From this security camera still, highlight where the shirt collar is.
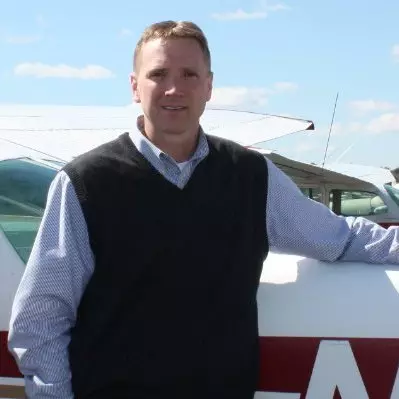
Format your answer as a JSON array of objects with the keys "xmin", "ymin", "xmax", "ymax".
[{"xmin": 130, "ymin": 115, "xmax": 209, "ymax": 164}]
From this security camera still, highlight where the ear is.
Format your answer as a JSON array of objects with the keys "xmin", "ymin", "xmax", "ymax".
[
  {"xmin": 130, "ymin": 72, "xmax": 141, "ymax": 103},
  {"xmin": 206, "ymin": 71, "xmax": 213, "ymax": 102}
]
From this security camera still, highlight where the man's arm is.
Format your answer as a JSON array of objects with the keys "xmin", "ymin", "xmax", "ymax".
[
  {"xmin": 8, "ymin": 170, "xmax": 94, "ymax": 398},
  {"xmin": 265, "ymin": 158, "xmax": 399, "ymax": 263}
]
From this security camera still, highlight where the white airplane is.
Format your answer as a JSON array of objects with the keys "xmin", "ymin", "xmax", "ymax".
[
  {"xmin": 1, "ymin": 106, "xmax": 399, "ymax": 399},
  {"xmin": 253, "ymin": 149, "xmax": 399, "ymax": 229}
]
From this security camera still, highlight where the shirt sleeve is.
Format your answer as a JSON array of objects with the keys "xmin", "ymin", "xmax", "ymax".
[
  {"xmin": 265, "ymin": 158, "xmax": 399, "ymax": 263},
  {"xmin": 8, "ymin": 170, "xmax": 94, "ymax": 398}
]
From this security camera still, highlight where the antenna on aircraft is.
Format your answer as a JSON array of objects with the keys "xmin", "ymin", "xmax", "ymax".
[
  {"xmin": 321, "ymin": 92, "xmax": 339, "ymax": 169},
  {"xmin": 0, "ymin": 136, "xmax": 67, "ymax": 163}
]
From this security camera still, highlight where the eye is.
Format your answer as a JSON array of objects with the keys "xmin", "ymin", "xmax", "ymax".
[
  {"xmin": 183, "ymin": 70, "xmax": 198, "ymax": 78},
  {"xmin": 148, "ymin": 70, "xmax": 166, "ymax": 79}
]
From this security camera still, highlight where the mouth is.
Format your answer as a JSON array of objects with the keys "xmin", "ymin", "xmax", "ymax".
[{"xmin": 161, "ymin": 106, "xmax": 187, "ymax": 111}]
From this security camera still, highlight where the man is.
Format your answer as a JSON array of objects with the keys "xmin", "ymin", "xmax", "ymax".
[{"xmin": 8, "ymin": 20, "xmax": 399, "ymax": 399}]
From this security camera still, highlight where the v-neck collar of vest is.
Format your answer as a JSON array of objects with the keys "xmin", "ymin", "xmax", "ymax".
[{"xmin": 119, "ymin": 132, "xmax": 214, "ymax": 192}]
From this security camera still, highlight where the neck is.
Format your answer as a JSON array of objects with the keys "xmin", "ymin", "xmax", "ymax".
[{"xmin": 141, "ymin": 119, "xmax": 200, "ymax": 163}]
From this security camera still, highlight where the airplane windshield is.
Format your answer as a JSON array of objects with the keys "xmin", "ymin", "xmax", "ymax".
[
  {"xmin": 0, "ymin": 158, "xmax": 57, "ymax": 263},
  {"xmin": 385, "ymin": 184, "xmax": 399, "ymax": 207}
]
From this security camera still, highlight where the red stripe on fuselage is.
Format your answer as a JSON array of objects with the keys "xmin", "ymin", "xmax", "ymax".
[
  {"xmin": 380, "ymin": 223, "xmax": 399, "ymax": 229},
  {"xmin": 259, "ymin": 336, "xmax": 399, "ymax": 398},
  {"xmin": 0, "ymin": 331, "xmax": 21, "ymax": 378},
  {"xmin": 1, "ymin": 330, "xmax": 398, "ymax": 397}
]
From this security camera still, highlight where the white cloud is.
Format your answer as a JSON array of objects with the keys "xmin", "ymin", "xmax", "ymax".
[
  {"xmin": 209, "ymin": 86, "xmax": 270, "ymax": 109},
  {"xmin": 208, "ymin": 82, "xmax": 298, "ymax": 110},
  {"xmin": 313, "ymin": 122, "xmax": 344, "ymax": 139},
  {"xmin": 120, "ymin": 28, "xmax": 132, "ymax": 37},
  {"xmin": 5, "ymin": 35, "xmax": 41, "ymax": 44},
  {"xmin": 211, "ymin": 2, "xmax": 290, "ymax": 21},
  {"xmin": 365, "ymin": 113, "xmax": 399, "ymax": 134},
  {"xmin": 319, "ymin": 114, "xmax": 399, "ymax": 139},
  {"xmin": 266, "ymin": 3, "xmax": 291, "ymax": 11},
  {"xmin": 347, "ymin": 122, "xmax": 363, "ymax": 133},
  {"xmin": 211, "ymin": 9, "xmax": 267, "ymax": 20},
  {"xmin": 392, "ymin": 45, "xmax": 399, "ymax": 63},
  {"xmin": 14, "ymin": 62, "xmax": 115, "ymax": 79},
  {"xmin": 273, "ymin": 81, "xmax": 298, "ymax": 93},
  {"xmin": 348, "ymin": 99, "xmax": 397, "ymax": 116},
  {"xmin": 316, "ymin": 122, "xmax": 363, "ymax": 139}
]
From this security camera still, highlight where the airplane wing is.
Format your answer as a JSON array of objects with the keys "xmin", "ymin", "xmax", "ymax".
[
  {"xmin": 0, "ymin": 104, "xmax": 315, "ymax": 161},
  {"xmin": 201, "ymin": 107, "xmax": 314, "ymax": 146},
  {"xmin": 0, "ymin": 130, "xmax": 124, "ymax": 162},
  {"xmin": 251, "ymin": 148, "xmax": 378, "ymax": 189},
  {"xmin": 324, "ymin": 162, "xmax": 397, "ymax": 185},
  {"xmin": 0, "ymin": 104, "xmax": 134, "ymax": 161}
]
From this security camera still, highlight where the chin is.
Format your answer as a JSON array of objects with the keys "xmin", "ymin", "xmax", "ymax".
[
  {"xmin": 160, "ymin": 121, "xmax": 195, "ymax": 135},
  {"xmin": 162, "ymin": 127, "xmax": 189, "ymax": 136}
]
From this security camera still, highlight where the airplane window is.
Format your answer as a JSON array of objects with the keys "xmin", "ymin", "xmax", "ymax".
[
  {"xmin": 300, "ymin": 187, "xmax": 322, "ymax": 203},
  {"xmin": 329, "ymin": 190, "xmax": 388, "ymax": 217},
  {"xmin": 0, "ymin": 159, "xmax": 57, "ymax": 264},
  {"xmin": 385, "ymin": 184, "xmax": 399, "ymax": 207}
]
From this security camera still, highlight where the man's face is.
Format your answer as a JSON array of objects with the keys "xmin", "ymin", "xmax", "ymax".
[{"xmin": 131, "ymin": 38, "xmax": 213, "ymax": 137}]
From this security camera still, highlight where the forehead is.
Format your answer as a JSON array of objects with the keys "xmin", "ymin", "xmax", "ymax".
[{"xmin": 137, "ymin": 37, "xmax": 207, "ymax": 70}]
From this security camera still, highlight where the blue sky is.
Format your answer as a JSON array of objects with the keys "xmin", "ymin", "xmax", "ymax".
[{"xmin": 1, "ymin": 0, "xmax": 399, "ymax": 168}]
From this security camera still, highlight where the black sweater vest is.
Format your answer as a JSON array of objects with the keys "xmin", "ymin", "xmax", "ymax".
[{"xmin": 64, "ymin": 132, "xmax": 269, "ymax": 399}]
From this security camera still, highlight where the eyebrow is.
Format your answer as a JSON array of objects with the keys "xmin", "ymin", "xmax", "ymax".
[
  {"xmin": 147, "ymin": 66, "xmax": 201, "ymax": 74},
  {"xmin": 146, "ymin": 68, "xmax": 167, "ymax": 76},
  {"xmin": 182, "ymin": 67, "xmax": 199, "ymax": 73}
]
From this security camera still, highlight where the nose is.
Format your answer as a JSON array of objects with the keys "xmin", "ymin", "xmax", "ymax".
[{"xmin": 164, "ymin": 77, "xmax": 184, "ymax": 97}]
